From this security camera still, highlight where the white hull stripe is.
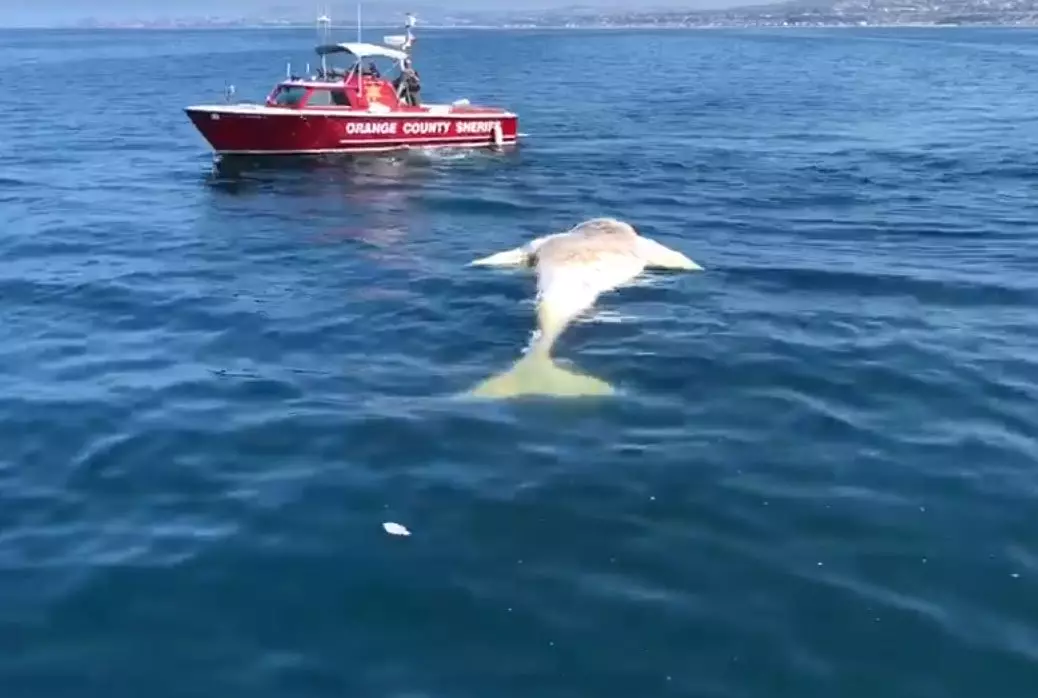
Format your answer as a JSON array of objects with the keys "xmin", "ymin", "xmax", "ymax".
[
  {"xmin": 216, "ymin": 140, "xmax": 519, "ymax": 156},
  {"xmin": 336, "ymin": 134, "xmax": 516, "ymax": 145}
]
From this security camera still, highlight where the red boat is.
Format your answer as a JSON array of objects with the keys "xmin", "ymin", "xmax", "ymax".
[{"xmin": 185, "ymin": 16, "xmax": 519, "ymax": 157}]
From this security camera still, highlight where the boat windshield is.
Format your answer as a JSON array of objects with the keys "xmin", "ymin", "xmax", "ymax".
[
  {"xmin": 306, "ymin": 87, "xmax": 351, "ymax": 107},
  {"xmin": 273, "ymin": 85, "xmax": 308, "ymax": 106}
]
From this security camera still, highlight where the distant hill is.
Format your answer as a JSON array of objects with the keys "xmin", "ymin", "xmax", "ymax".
[{"xmin": 482, "ymin": 0, "xmax": 1038, "ymax": 27}]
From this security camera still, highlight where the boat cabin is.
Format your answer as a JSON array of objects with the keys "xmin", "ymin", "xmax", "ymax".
[{"xmin": 267, "ymin": 41, "xmax": 418, "ymax": 112}]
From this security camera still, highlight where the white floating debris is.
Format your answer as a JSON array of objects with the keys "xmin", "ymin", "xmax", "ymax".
[{"xmin": 383, "ymin": 522, "xmax": 411, "ymax": 536}]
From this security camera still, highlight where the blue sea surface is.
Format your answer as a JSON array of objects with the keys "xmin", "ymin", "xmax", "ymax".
[{"xmin": 2, "ymin": 24, "xmax": 1038, "ymax": 698}]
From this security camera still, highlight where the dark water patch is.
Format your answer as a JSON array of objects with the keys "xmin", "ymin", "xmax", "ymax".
[{"xmin": 725, "ymin": 264, "xmax": 1038, "ymax": 306}]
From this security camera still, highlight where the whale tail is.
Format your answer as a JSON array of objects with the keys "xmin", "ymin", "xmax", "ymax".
[{"xmin": 464, "ymin": 352, "xmax": 614, "ymax": 399}]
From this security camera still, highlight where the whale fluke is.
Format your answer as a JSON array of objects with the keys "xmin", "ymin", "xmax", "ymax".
[
  {"xmin": 467, "ymin": 352, "xmax": 614, "ymax": 398},
  {"xmin": 463, "ymin": 218, "xmax": 703, "ymax": 399}
]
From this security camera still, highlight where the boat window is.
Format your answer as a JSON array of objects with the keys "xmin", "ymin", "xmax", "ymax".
[
  {"xmin": 273, "ymin": 86, "xmax": 307, "ymax": 106},
  {"xmin": 305, "ymin": 89, "xmax": 337, "ymax": 107}
]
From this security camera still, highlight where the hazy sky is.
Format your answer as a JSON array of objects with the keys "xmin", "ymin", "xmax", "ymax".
[{"xmin": 0, "ymin": 0, "xmax": 757, "ymax": 27}]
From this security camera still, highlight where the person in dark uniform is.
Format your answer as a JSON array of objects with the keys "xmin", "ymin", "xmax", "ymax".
[{"xmin": 394, "ymin": 58, "xmax": 421, "ymax": 106}]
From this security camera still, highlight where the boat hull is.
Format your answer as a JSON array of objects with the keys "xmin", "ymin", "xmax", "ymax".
[{"xmin": 185, "ymin": 105, "xmax": 519, "ymax": 155}]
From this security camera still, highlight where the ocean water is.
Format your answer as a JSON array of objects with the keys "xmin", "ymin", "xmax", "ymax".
[{"xmin": 2, "ymin": 24, "xmax": 1038, "ymax": 697}]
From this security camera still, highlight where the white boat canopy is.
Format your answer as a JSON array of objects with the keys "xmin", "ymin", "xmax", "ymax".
[{"xmin": 315, "ymin": 42, "xmax": 408, "ymax": 62}]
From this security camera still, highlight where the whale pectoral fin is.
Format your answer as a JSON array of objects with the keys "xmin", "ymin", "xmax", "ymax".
[
  {"xmin": 468, "ymin": 246, "xmax": 529, "ymax": 267},
  {"xmin": 637, "ymin": 236, "xmax": 703, "ymax": 271},
  {"xmin": 469, "ymin": 234, "xmax": 561, "ymax": 268},
  {"xmin": 463, "ymin": 353, "xmax": 615, "ymax": 399}
]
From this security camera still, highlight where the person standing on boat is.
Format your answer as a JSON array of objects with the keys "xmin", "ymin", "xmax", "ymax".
[{"xmin": 395, "ymin": 58, "xmax": 421, "ymax": 106}]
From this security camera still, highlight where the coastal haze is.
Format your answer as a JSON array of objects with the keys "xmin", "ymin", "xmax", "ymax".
[
  {"xmin": 9, "ymin": 0, "xmax": 1038, "ymax": 26},
  {"xmin": 0, "ymin": 0, "xmax": 750, "ymax": 28}
]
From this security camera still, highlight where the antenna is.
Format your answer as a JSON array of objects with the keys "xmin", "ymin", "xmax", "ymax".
[{"xmin": 356, "ymin": 3, "xmax": 362, "ymax": 43}]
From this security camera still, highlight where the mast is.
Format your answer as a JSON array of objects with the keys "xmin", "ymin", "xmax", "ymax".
[
  {"xmin": 317, "ymin": 6, "xmax": 331, "ymax": 42},
  {"xmin": 316, "ymin": 6, "xmax": 331, "ymax": 74},
  {"xmin": 357, "ymin": 3, "xmax": 362, "ymax": 43},
  {"xmin": 383, "ymin": 12, "xmax": 416, "ymax": 55}
]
